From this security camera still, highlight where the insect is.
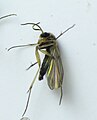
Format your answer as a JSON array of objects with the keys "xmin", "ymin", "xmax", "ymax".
[
  {"xmin": 0, "ymin": 14, "xmax": 16, "ymax": 20},
  {"xmin": 8, "ymin": 22, "xmax": 75, "ymax": 117}
]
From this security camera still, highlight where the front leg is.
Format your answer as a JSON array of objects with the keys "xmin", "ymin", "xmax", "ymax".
[
  {"xmin": 35, "ymin": 46, "xmax": 41, "ymax": 67},
  {"xmin": 38, "ymin": 41, "xmax": 56, "ymax": 59},
  {"xmin": 38, "ymin": 39, "xmax": 56, "ymax": 49},
  {"xmin": 39, "ymin": 49, "xmax": 55, "ymax": 60}
]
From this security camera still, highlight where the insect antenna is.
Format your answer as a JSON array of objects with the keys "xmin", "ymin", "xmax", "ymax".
[
  {"xmin": 56, "ymin": 24, "xmax": 75, "ymax": 39},
  {"xmin": 7, "ymin": 43, "xmax": 38, "ymax": 51},
  {"xmin": 21, "ymin": 22, "xmax": 44, "ymax": 33},
  {"xmin": 22, "ymin": 68, "xmax": 40, "ymax": 117},
  {"xmin": 0, "ymin": 14, "xmax": 17, "ymax": 20}
]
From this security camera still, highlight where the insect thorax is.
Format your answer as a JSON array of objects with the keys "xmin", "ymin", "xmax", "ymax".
[{"xmin": 38, "ymin": 32, "xmax": 56, "ymax": 49}]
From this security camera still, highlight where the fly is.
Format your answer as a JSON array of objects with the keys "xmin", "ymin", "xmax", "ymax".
[{"xmin": 8, "ymin": 22, "xmax": 75, "ymax": 117}]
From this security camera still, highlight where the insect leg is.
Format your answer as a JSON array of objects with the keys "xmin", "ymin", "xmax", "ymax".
[
  {"xmin": 22, "ymin": 47, "xmax": 41, "ymax": 116},
  {"xmin": 8, "ymin": 43, "xmax": 38, "ymax": 51},
  {"xmin": 39, "ymin": 49, "xmax": 56, "ymax": 60},
  {"xmin": 22, "ymin": 68, "xmax": 39, "ymax": 117},
  {"xmin": 39, "ymin": 49, "xmax": 52, "ymax": 57},
  {"xmin": 39, "ymin": 43, "xmax": 55, "ymax": 49},
  {"xmin": 38, "ymin": 42, "xmax": 56, "ymax": 58},
  {"xmin": 0, "ymin": 14, "xmax": 17, "ymax": 20},
  {"xmin": 35, "ymin": 46, "xmax": 41, "ymax": 67},
  {"xmin": 56, "ymin": 24, "xmax": 75, "ymax": 39},
  {"xmin": 59, "ymin": 86, "xmax": 63, "ymax": 105},
  {"xmin": 26, "ymin": 62, "xmax": 38, "ymax": 70}
]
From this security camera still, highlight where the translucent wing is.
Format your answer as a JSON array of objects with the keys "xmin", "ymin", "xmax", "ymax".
[{"xmin": 46, "ymin": 45, "xmax": 64, "ymax": 90}]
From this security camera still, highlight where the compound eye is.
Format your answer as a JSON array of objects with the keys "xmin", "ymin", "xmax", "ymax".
[{"xmin": 40, "ymin": 32, "xmax": 50, "ymax": 38}]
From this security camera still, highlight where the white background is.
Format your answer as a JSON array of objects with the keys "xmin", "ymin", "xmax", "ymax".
[{"xmin": 0, "ymin": 0, "xmax": 97, "ymax": 120}]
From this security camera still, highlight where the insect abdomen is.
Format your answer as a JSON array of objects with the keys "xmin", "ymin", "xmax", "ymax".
[{"xmin": 39, "ymin": 55, "xmax": 51, "ymax": 80}]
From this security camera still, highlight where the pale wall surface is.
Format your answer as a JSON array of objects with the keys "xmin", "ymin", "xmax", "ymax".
[{"xmin": 0, "ymin": 0, "xmax": 97, "ymax": 120}]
